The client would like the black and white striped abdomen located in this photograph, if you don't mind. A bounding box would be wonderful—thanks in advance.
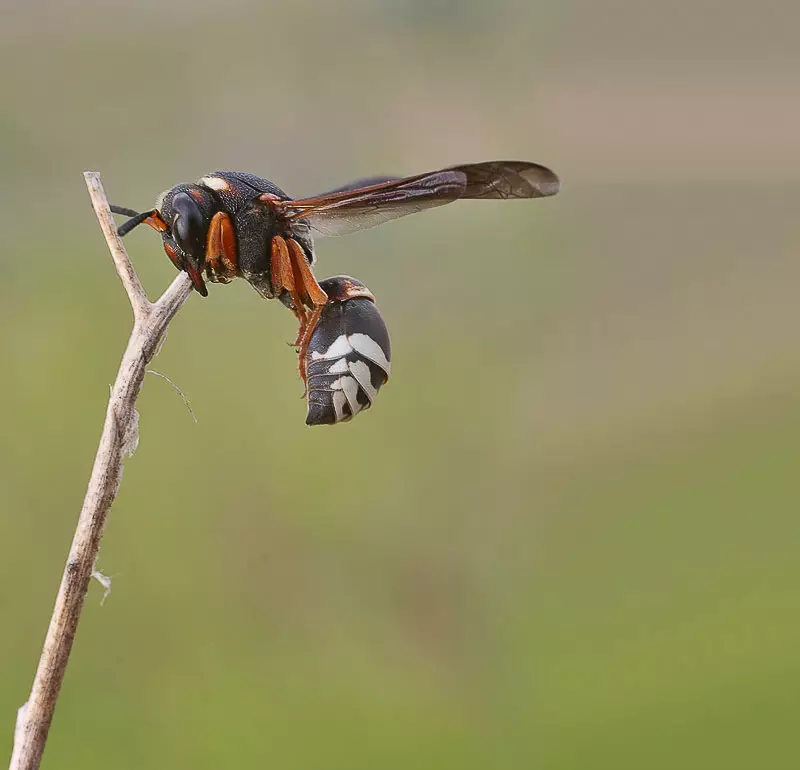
[305,277,391,426]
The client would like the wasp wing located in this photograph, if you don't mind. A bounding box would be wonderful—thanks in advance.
[281,171,465,237]
[276,161,559,237]
[451,160,560,200]
[310,176,402,196]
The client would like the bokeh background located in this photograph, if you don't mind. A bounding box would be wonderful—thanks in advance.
[2,1,799,767]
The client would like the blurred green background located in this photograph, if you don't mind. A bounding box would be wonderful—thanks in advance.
[2,1,799,767]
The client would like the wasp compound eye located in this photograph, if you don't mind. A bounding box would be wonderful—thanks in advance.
[304,278,391,426]
[171,192,206,259]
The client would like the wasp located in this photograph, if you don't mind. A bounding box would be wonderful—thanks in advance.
[112,161,559,425]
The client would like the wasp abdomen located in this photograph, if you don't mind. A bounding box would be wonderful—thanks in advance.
[305,277,391,426]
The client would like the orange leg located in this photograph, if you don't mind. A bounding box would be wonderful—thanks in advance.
[218,213,238,276]
[270,236,329,385]
[286,238,328,384]
[271,235,307,326]
[286,239,328,306]
[294,303,325,384]
[204,212,238,283]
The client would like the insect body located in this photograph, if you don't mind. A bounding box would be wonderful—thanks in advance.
[112,161,559,425]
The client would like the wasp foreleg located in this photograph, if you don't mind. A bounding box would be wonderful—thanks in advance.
[204,211,238,284]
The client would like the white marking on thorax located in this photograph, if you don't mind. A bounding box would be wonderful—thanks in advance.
[198,175,231,192]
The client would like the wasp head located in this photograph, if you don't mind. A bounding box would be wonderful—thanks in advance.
[154,184,218,295]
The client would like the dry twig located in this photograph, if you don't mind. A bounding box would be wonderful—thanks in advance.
[8,172,193,770]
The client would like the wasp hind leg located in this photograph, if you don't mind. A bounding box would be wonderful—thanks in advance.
[270,236,329,386]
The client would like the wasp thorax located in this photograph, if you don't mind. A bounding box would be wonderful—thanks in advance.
[305,276,391,426]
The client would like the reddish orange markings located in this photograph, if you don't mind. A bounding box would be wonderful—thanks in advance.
[286,238,328,384]
[269,235,331,384]
[204,212,238,283]
[186,263,208,296]
[287,239,327,306]
[218,214,237,275]
[163,241,181,269]
[144,212,169,232]
[271,235,305,323]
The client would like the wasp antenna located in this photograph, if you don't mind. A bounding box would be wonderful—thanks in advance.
[110,204,142,218]
[117,209,158,237]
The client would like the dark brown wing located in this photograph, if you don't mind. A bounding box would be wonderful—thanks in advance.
[451,161,560,200]
[274,161,559,237]
[311,175,402,196]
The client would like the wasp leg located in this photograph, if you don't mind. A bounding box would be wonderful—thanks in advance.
[270,235,332,384]
[286,239,327,311]
[204,212,238,284]
[295,304,325,385]
[270,235,306,326]
[286,238,328,384]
